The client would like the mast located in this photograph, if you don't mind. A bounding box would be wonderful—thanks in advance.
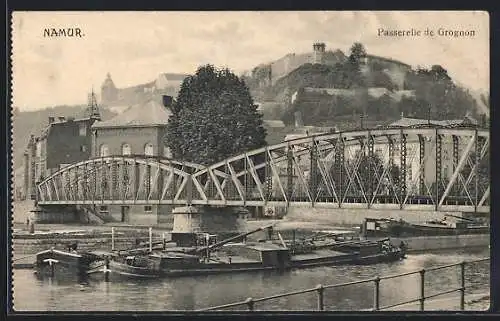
[192,224,276,255]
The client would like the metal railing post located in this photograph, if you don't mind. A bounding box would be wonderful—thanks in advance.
[373,276,380,311]
[245,297,254,311]
[316,284,324,311]
[419,269,425,311]
[460,261,466,311]
[111,227,115,251]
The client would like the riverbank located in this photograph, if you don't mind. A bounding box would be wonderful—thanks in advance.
[12,220,490,269]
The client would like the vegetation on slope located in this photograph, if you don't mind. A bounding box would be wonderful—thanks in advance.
[245,43,485,128]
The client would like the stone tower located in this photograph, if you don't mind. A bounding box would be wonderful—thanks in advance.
[101,72,118,104]
[312,42,326,64]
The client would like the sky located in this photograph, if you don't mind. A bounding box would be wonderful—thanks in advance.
[12,11,489,111]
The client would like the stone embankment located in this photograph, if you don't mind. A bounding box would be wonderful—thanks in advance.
[11,227,170,268]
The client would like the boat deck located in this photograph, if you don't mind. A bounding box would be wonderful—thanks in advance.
[207,253,261,264]
[291,249,353,261]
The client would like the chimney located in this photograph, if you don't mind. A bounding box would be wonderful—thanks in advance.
[48,116,55,124]
[162,95,173,108]
[58,116,66,122]
[294,111,304,128]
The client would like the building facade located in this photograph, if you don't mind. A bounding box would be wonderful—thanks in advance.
[92,99,172,158]
[22,96,100,200]
[91,97,174,224]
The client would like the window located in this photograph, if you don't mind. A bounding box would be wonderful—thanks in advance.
[443,165,449,179]
[79,123,87,136]
[100,144,109,157]
[144,206,152,213]
[407,165,412,181]
[144,143,154,156]
[163,146,172,158]
[122,143,131,156]
[36,141,42,157]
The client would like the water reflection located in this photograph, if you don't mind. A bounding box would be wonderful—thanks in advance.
[12,249,489,311]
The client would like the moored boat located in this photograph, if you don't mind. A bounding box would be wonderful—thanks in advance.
[87,226,405,280]
[360,215,490,252]
[361,215,489,238]
[36,223,407,281]
[34,246,103,277]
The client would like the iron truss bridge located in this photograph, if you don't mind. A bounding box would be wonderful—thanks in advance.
[36,127,490,213]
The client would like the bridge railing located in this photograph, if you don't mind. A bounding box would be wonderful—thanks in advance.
[196,257,490,312]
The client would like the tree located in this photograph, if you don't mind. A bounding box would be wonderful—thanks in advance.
[316,149,401,198]
[352,151,401,197]
[348,42,367,65]
[402,65,477,120]
[165,65,267,166]
[345,43,367,88]
[367,94,397,120]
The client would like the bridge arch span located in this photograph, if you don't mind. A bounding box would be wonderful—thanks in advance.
[37,155,204,205]
[36,127,489,213]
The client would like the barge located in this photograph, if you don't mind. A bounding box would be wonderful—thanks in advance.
[34,246,103,277]
[361,215,490,252]
[84,225,405,280]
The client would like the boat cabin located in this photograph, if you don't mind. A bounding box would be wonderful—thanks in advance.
[149,252,201,269]
[239,243,291,268]
[171,232,217,247]
[361,218,400,237]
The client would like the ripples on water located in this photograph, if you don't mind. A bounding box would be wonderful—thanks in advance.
[12,248,489,311]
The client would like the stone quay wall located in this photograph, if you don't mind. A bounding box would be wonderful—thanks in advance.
[284,207,465,227]
[12,230,165,256]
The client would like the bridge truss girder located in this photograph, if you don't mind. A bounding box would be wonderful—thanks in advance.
[189,128,489,212]
[36,128,490,213]
[36,156,201,206]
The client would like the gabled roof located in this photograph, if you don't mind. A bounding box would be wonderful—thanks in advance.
[92,99,171,129]
[159,73,190,81]
[35,116,93,140]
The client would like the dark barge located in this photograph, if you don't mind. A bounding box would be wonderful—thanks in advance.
[83,225,405,280]
[34,247,103,277]
[361,216,489,238]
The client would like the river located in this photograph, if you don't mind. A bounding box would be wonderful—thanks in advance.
[11,247,489,312]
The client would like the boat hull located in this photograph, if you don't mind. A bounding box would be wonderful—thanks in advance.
[159,250,405,277]
[86,258,162,280]
[363,218,489,238]
[34,249,99,277]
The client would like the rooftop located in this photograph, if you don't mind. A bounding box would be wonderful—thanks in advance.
[35,116,95,141]
[92,99,172,129]
[389,115,477,128]
[158,73,190,81]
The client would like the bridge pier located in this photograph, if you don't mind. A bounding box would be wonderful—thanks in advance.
[93,204,174,225]
[171,206,249,246]
[32,205,80,224]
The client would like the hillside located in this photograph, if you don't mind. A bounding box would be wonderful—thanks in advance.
[244,43,486,128]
